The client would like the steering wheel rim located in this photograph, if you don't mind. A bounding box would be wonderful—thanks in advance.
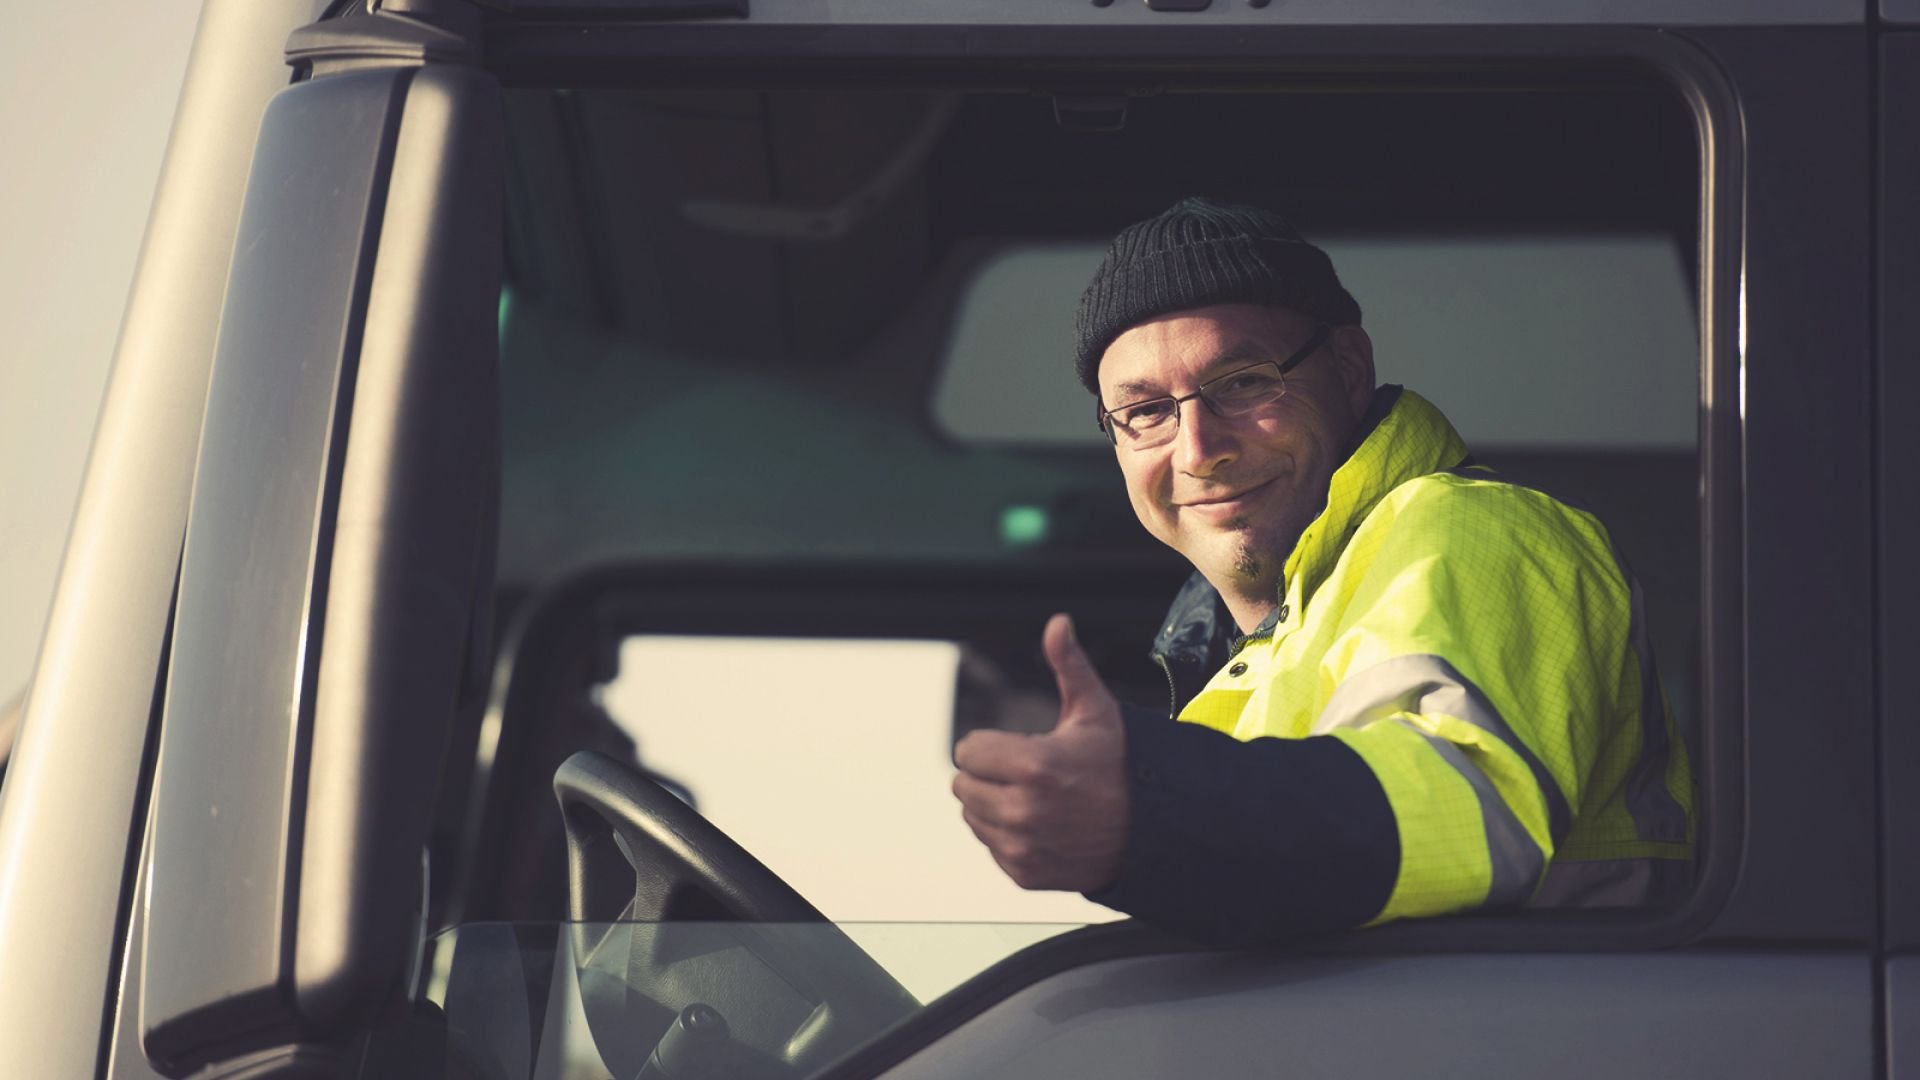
[553,750,917,1077]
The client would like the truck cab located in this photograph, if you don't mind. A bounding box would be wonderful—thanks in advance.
[0,1,1912,1077]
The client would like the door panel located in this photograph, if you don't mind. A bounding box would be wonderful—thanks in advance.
[1675,25,1878,945]
[878,953,1874,1080]
[1879,31,1920,953]
[1893,956,1920,1080]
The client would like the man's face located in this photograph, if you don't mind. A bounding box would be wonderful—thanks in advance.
[1098,304,1375,604]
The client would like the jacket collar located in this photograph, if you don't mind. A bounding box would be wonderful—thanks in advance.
[1148,385,1470,713]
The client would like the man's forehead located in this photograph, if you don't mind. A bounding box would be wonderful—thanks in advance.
[1099,305,1305,396]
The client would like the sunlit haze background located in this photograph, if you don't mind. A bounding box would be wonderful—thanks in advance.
[0,3,205,703]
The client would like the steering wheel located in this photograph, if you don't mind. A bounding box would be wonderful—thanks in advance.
[553,751,918,1079]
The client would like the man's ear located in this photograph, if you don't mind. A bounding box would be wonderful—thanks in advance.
[1328,325,1377,419]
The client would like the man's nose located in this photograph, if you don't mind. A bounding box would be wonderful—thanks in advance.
[1171,397,1237,477]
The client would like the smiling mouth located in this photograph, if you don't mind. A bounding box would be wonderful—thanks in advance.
[1179,477,1276,510]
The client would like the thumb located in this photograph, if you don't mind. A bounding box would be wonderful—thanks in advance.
[1043,614,1117,726]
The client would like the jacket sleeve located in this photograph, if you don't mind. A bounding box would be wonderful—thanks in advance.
[1311,476,1627,924]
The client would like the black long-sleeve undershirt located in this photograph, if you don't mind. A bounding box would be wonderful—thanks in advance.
[1084,704,1401,947]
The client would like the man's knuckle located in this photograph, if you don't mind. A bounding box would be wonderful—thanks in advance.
[1007,753,1045,787]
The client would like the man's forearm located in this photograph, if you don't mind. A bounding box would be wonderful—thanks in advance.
[1085,705,1400,946]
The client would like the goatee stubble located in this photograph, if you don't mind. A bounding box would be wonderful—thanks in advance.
[1226,516,1266,580]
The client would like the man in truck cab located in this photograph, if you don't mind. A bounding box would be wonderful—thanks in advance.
[951,197,1696,944]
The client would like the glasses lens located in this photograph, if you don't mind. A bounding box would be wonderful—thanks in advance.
[1112,400,1179,449]
[1204,365,1287,415]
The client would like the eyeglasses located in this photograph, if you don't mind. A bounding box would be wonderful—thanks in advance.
[1096,324,1331,449]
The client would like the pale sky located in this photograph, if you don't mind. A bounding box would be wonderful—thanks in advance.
[0,2,205,701]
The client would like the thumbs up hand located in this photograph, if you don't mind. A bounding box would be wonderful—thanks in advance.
[952,614,1129,893]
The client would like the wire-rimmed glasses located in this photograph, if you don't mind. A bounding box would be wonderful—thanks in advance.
[1095,323,1331,449]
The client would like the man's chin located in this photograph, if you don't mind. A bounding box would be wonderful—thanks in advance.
[1218,526,1296,589]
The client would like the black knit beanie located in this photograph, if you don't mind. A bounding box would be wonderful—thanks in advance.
[1073,197,1362,395]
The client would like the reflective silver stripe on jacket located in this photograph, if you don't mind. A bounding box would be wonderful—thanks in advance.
[1317,653,1574,846]
[1394,720,1544,906]
[1318,654,1567,906]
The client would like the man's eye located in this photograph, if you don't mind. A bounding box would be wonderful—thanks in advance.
[1120,401,1176,427]
[1214,371,1281,399]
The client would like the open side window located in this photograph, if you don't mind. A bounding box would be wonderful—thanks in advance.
[405,11,1782,1074]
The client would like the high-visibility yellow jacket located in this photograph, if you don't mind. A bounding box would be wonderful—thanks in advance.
[1090,386,1694,939]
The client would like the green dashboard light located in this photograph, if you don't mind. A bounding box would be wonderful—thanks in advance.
[1000,505,1049,547]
